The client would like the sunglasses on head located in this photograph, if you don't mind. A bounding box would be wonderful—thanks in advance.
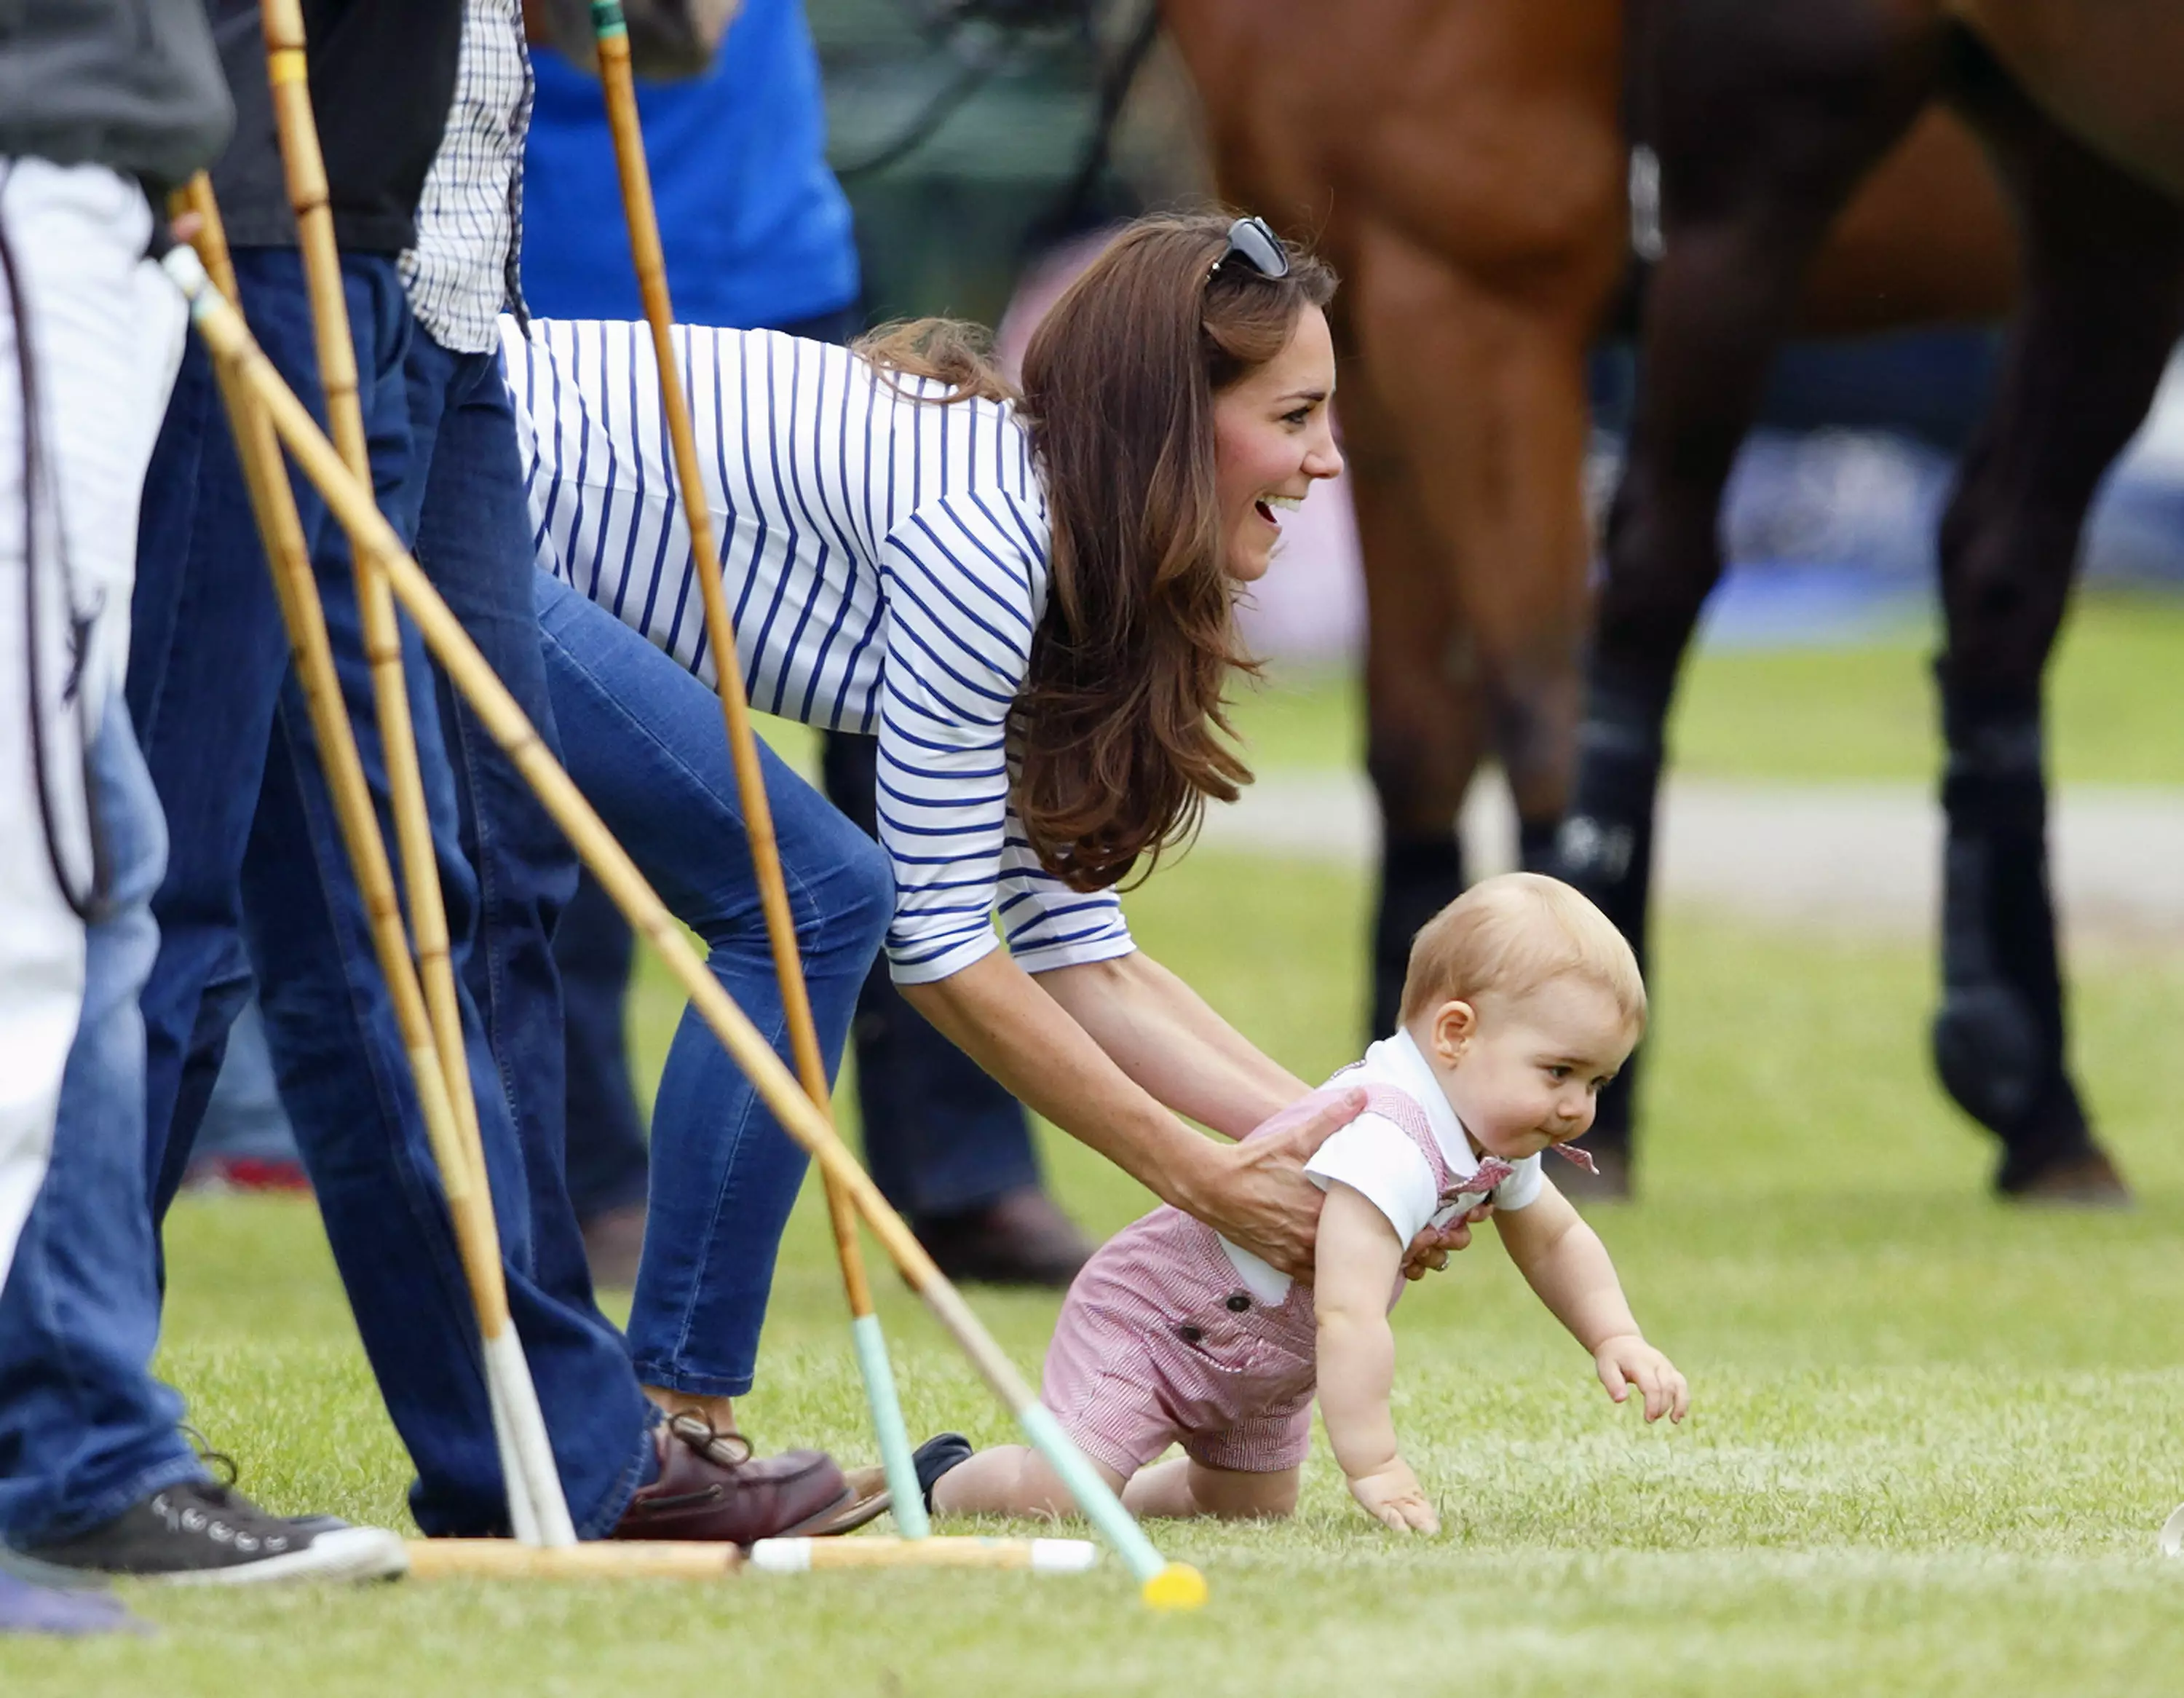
[1208,215,1290,282]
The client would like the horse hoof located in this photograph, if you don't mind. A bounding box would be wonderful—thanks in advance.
[1995,1144,2133,1209]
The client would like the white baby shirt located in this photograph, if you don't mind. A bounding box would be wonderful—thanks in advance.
[1219,1030,1543,1305]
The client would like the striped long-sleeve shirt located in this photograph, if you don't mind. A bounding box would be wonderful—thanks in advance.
[502,315,1135,985]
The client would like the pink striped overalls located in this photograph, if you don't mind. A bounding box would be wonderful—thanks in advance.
[1040,1078,1489,1477]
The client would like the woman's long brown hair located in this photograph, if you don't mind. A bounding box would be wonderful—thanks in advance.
[854,212,1337,891]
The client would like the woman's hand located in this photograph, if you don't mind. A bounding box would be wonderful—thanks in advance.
[1401,1203,1492,1282]
[1179,1088,1366,1278]
[1182,1089,1497,1282]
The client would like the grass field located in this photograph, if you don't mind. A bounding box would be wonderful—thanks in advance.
[7,599,2183,1694]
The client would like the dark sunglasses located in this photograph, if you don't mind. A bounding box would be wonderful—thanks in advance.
[1208,215,1290,282]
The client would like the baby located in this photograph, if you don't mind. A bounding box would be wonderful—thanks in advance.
[916,872,1689,1533]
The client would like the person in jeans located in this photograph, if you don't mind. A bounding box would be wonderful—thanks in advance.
[521,0,1093,1290]
[0,0,409,1619]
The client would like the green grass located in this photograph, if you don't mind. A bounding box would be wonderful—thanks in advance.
[9,848,2183,1695]
[1227,591,2184,786]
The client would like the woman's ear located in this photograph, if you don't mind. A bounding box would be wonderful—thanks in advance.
[1430,1000,1477,1065]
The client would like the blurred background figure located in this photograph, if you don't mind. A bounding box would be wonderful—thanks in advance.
[183,997,309,1193]
[521,0,1093,1288]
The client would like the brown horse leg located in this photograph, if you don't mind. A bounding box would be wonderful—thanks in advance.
[1570,1,1948,1177]
[1344,357,1484,1038]
[1928,42,2184,1199]
[1346,226,1613,1040]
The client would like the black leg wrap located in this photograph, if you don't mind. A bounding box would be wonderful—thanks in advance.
[1371,832,1464,1040]
[1930,683,2095,1185]
[1548,667,1672,1164]
[1517,818,1559,874]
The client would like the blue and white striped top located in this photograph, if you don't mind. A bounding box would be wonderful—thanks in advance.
[502,315,1135,986]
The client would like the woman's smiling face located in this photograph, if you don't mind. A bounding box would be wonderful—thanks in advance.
[1211,304,1342,583]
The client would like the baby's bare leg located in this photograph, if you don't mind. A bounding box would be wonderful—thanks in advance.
[1122,1458,1300,1520]
[930,1445,1128,1519]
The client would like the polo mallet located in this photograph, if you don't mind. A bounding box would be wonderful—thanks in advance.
[160,245,1207,1610]
[177,158,571,1551]
[400,1534,1097,1581]
[586,0,925,1538]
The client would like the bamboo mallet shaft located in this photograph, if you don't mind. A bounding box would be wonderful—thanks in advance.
[589,0,926,1545]
[588,0,877,1316]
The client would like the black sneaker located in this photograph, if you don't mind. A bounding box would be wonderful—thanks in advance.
[24,1481,406,1585]
[911,1433,974,1514]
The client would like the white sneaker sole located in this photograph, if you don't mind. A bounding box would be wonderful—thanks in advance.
[151,1527,409,1587]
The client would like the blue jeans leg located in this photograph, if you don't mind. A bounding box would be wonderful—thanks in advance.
[403,329,612,1335]
[126,251,329,1222]
[536,572,892,1397]
[0,701,205,1547]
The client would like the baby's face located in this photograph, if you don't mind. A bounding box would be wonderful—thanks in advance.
[1418,976,1639,1163]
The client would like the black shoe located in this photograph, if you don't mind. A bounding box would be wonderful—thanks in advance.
[911,1433,974,1515]
[25,1481,406,1585]
[914,1190,1095,1289]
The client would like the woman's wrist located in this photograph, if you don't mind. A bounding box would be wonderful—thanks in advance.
[1150,1114,1224,1217]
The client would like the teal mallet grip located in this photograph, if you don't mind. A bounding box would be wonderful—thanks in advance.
[853,1313,928,1539]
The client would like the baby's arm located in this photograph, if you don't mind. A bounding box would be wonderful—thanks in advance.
[1314,1182,1439,1533]
[1493,1182,1690,1423]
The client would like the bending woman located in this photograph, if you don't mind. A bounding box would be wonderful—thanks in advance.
[506,212,1421,1426]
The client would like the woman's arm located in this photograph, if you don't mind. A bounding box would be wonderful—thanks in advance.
[1033,951,1310,1137]
[901,949,1350,1278]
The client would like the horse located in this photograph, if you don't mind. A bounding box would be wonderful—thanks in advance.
[1950,0,2184,200]
[1563,0,2184,1200]
[1161,0,2019,1191]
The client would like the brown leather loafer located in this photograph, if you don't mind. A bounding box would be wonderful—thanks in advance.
[611,1414,853,1545]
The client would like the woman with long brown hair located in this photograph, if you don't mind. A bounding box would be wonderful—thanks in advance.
[506,210,1410,1437]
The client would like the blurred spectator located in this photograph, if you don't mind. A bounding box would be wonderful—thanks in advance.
[183,994,309,1193]
[521,0,1091,1290]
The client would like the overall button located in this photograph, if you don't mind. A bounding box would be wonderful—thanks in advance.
[1176,1324,1204,1344]
[1225,1292,1252,1313]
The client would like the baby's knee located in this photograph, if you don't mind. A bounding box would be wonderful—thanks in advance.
[1192,1462,1299,1520]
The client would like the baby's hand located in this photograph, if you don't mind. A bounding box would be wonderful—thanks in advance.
[1347,1459,1440,1534]
[1594,1335,1690,1423]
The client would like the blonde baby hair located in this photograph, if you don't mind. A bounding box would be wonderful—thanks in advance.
[1397,872,1647,1032]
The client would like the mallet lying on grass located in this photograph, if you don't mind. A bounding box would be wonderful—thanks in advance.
[160,242,1206,1614]
[401,1537,1099,1581]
